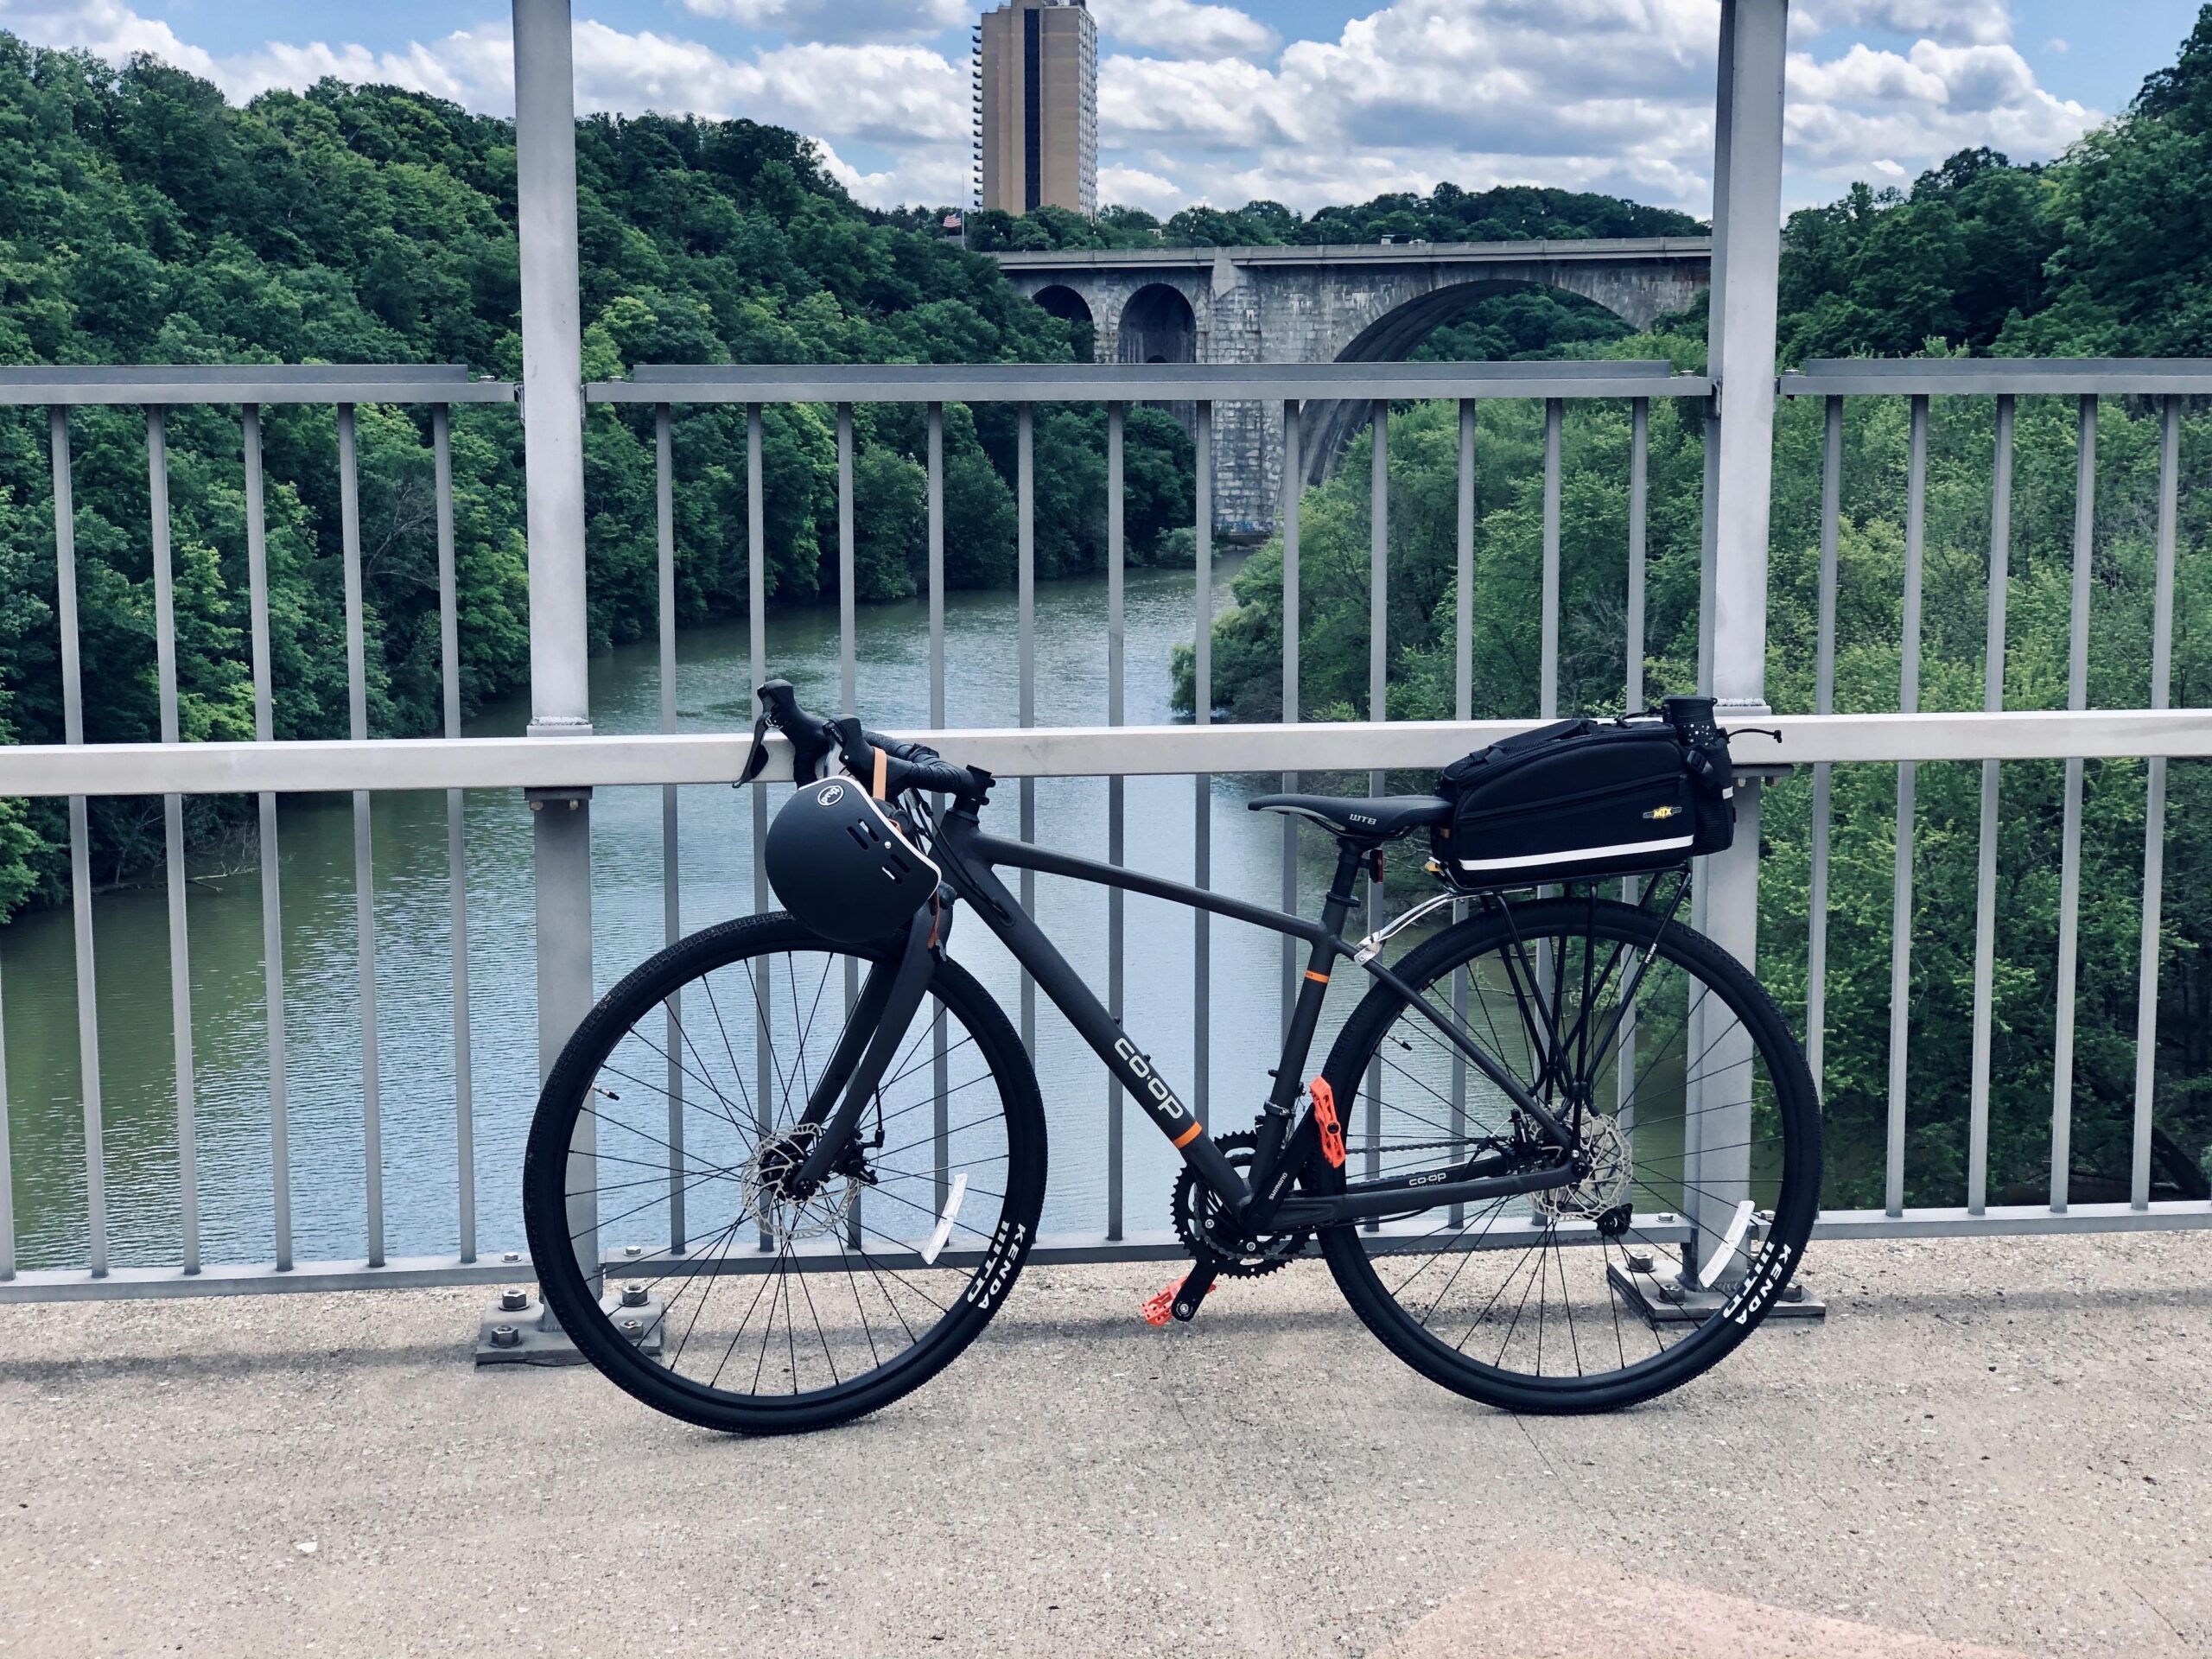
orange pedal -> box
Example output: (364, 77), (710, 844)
(1141, 1275), (1211, 1326)
(1310, 1077), (1346, 1169)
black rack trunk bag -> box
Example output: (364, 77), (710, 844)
(1430, 697), (1737, 891)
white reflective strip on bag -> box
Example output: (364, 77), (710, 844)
(1457, 832), (1695, 874)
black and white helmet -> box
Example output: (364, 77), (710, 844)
(765, 779), (941, 945)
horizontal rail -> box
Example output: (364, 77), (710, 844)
(588, 360), (1709, 405)
(8, 1198), (2204, 1302)
(1810, 1202), (2212, 1241)
(1783, 359), (2212, 397)
(1, 710), (2206, 799)
(988, 235), (1714, 271)
(0, 1231), (1192, 1302)
(0, 365), (514, 406)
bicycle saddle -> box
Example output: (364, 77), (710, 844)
(1249, 793), (1451, 842)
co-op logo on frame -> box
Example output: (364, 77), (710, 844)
(1113, 1035), (1187, 1122)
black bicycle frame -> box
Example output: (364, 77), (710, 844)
(915, 801), (1580, 1234)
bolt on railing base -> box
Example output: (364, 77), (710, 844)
(474, 1283), (666, 1366)
(1605, 1259), (1827, 1325)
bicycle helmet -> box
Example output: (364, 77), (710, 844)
(765, 779), (941, 945)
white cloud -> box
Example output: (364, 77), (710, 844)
(0, 0), (2106, 218)
(678, 0), (969, 46)
(1090, 0), (1276, 58)
(1096, 161), (1185, 213)
(1103, 0), (2095, 213)
(1796, 1), (2013, 48)
(0, 0), (219, 77)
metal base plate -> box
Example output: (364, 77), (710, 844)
(1606, 1261), (1826, 1325)
(474, 1289), (667, 1366)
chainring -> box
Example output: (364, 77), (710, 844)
(1173, 1130), (1312, 1277)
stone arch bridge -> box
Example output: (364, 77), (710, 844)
(995, 238), (1710, 537)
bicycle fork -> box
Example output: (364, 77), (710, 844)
(786, 900), (947, 1194)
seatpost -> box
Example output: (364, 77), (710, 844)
(1247, 839), (1374, 1218)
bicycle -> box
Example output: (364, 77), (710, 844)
(522, 680), (1820, 1433)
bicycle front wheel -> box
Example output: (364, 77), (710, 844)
(523, 912), (1046, 1434)
(1315, 892), (1819, 1414)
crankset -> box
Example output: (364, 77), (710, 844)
(1172, 1130), (1312, 1278)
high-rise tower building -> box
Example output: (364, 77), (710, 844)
(973, 0), (1096, 217)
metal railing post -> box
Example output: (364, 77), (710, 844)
(1685, 0), (1789, 1288)
(514, 0), (597, 1315)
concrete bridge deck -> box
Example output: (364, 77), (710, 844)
(2, 1232), (2205, 1657)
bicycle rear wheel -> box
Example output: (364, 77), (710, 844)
(523, 912), (1046, 1434)
(1315, 891), (1819, 1414)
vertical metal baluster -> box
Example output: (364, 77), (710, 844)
(244, 407), (292, 1270)
(1698, 399), (1719, 697)
(148, 407), (199, 1274)
(837, 403), (860, 1249)
(0, 944), (10, 1276)
(431, 405), (473, 1264)
(1967, 396), (2012, 1216)
(1192, 400), (1212, 1121)
(1541, 397), (1562, 720)
(928, 403), (950, 1223)
(2051, 395), (2095, 1213)
(1018, 403), (1037, 1058)
(2131, 397), (2178, 1211)
(1883, 395), (1928, 1218)
(53, 407), (105, 1277)
(837, 403), (858, 721)
(338, 404), (383, 1264)
(655, 404), (683, 1255)
(748, 404), (771, 1249)
(1280, 400), (1301, 1033)
(1616, 397), (1649, 1139)
(1808, 396), (1840, 1100)
(1535, 399), (1561, 1053)
(1450, 398), (1475, 1225)
(1106, 402), (1125, 1239)
(1364, 399), (1387, 1201)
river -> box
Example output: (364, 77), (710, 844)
(2, 554), (1409, 1269)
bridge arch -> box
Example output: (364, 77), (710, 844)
(1303, 276), (1647, 486)
(1028, 283), (1096, 359)
(1117, 283), (1196, 365)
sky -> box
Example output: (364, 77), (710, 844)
(1, 0), (2203, 219)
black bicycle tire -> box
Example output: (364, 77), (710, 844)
(1314, 895), (1821, 1415)
(522, 912), (1047, 1434)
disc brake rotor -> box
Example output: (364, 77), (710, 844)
(1531, 1113), (1633, 1222)
(739, 1123), (858, 1248)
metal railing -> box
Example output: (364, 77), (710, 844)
(0, 365), (516, 1295)
(0, 0), (2205, 1301)
(1780, 359), (2212, 1237)
(0, 355), (2206, 1301)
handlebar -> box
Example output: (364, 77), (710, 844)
(753, 679), (992, 804)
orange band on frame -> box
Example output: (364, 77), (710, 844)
(1171, 1121), (1205, 1150)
